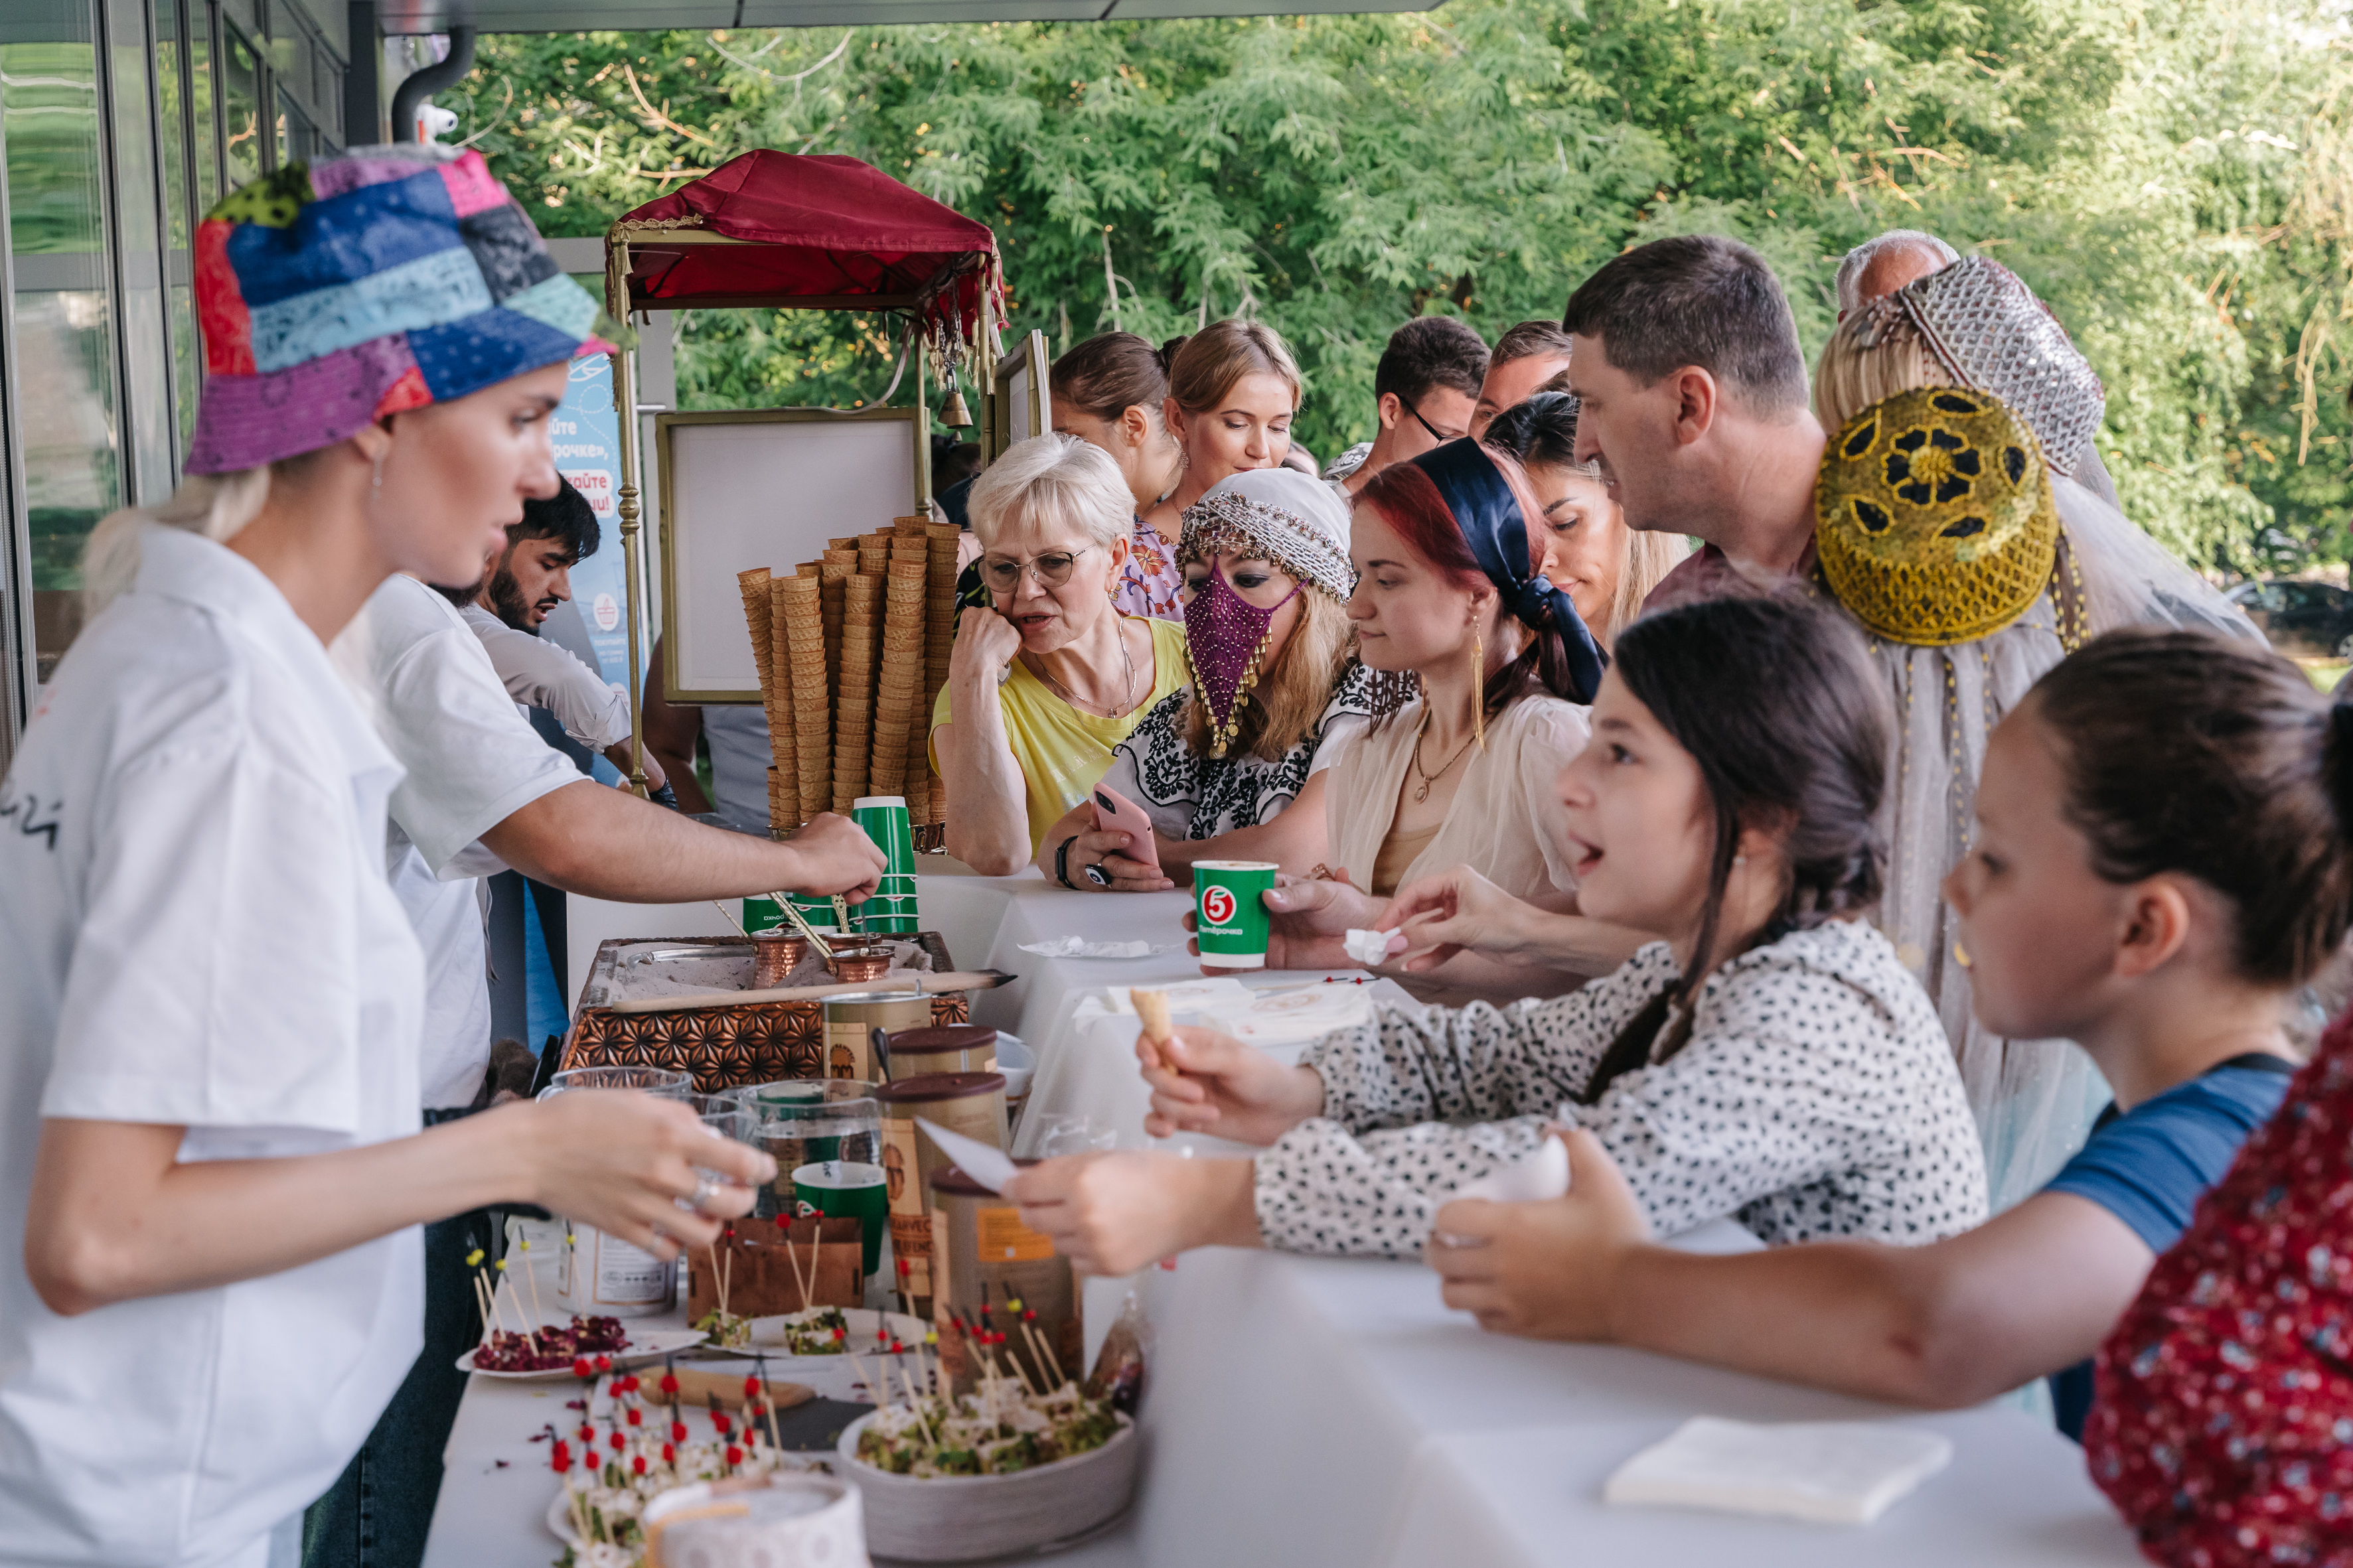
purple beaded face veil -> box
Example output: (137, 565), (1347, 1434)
(1176, 468), (1356, 759)
(1185, 563), (1302, 756)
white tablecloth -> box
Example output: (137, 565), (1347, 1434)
(1126, 1245), (2140, 1567)
(442, 873), (2143, 1565)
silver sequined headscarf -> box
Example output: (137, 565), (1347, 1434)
(1861, 256), (2105, 478)
(1177, 468), (1356, 601)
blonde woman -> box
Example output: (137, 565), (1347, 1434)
(1038, 468), (1387, 889)
(1162, 319), (1304, 512)
(1481, 391), (1683, 646)
(934, 435), (1189, 873)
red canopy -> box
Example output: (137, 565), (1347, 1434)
(604, 151), (1000, 339)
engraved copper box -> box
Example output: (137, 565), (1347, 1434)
(560, 932), (970, 1094)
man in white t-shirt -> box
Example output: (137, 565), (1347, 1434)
(313, 574), (880, 1568)
(449, 477), (670, 797)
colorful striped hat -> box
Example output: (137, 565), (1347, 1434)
(188, 143), (611, 474)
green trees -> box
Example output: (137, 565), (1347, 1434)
(451, 2), (2353, 571)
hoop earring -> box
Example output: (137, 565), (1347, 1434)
(1470, 630), (1485, 754)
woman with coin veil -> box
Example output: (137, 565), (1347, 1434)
(0, 146), (772, 1568)
(1231, 438), (1649, 1007)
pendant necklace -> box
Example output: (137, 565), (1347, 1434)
(1409, 714), (1478, 804)
(1029, 624), (1139, 719)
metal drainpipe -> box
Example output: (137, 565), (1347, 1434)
(390, 26), (477, 143)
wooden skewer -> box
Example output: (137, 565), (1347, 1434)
(711, 899), (749, 936)
(518, 1240), (553, 1346)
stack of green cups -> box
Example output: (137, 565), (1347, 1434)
(852, 795), (919, 936)
(743, 891), (840, 937)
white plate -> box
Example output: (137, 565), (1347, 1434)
(702, 1307), (928, 1358)
(546, 1488), (578, 1546)
(457, 1327), (708, 1381)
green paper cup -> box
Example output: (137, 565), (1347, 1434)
(852, 796), (919, 936)
(1193, 859), (1279, 969)
(793, 1159), (889, 1276)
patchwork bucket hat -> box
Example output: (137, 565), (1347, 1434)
(188, 143), (611, 474)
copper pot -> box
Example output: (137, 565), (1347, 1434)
(750, 931), (810, 989)
(827, 945), (893, 984)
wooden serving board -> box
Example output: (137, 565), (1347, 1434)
(658, 1364), (818, 1416)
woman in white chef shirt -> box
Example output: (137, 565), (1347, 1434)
(0, 146), (771, 1568)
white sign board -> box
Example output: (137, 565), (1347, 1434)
(658, 409), (919, 703)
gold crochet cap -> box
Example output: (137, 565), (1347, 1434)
(1814, 386), (2058, 647)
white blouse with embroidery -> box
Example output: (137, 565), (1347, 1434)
(1252, 918), (1989, 1257)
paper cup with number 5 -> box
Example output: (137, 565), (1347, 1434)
(1193, 859), (1278, 969)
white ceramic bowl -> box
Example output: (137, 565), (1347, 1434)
(835, 1409), (1136, 1562)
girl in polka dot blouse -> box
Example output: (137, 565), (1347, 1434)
(1005, 597), (1988, 1270)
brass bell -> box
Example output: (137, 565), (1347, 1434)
(940, 385), (974, 428)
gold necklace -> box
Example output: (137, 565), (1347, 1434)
(1026, 622), (1140, 718)
(1409, 716), (1478, 803)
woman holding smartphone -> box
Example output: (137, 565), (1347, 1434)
(0, 147), (769, 1568)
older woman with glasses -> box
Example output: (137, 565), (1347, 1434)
(933, 435), (1190, 874)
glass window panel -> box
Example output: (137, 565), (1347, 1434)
(278, 91), (317, 167)
(222, 23), (262, 183)
(189, 4), (217, 213)
(2, 13), (123, 681)
(107, 0), (173, 505)
(155, 0), (202, 453)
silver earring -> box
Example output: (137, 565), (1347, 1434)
(370, 453), (384, 492)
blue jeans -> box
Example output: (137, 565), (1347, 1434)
(303, 1208), (499, 1568)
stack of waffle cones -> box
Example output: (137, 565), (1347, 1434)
(739, 512), (961, 835)
(871, 543), (929, 809)
(835, 571), (881, 812)
(779, 573), (828, 820)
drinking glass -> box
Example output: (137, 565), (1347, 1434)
(729, 1079), (884, 1220)
(1033, 1114), (1119, 1157)
(545, 1065), (694, 1098)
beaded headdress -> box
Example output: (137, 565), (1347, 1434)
(1814, 386), (2060, 647)
(189, 144), (611, 474)
(1870, 257), (2104, 479)
(1178, 469), (1351, 756)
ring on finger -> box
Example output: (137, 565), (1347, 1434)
(680, 1173), (721, 1214)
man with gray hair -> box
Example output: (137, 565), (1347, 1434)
(1835, 229), (1959, 319)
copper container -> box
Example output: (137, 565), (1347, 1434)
(827, 945), (893, 983)
(750, 930), (809, 989)
(560, 934), (968, 1094)
(885, 1024), (998, 1078)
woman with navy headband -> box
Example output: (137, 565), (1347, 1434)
(0, 147), (770, 1568)
(1190, 437), (1648, 1006)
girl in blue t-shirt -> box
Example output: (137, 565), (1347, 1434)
(1424, 628), (2346, 1437)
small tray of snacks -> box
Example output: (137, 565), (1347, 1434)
(458, 1316), (707, 1382)
(700, 1305), (930, 1360)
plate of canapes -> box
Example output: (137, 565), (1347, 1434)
(696, 1305), (931, 1360)
(459, 1317), (708, 1381)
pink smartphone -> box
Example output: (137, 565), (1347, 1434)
(1091, 784), (1162, 872)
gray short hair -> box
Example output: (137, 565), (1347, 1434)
(1835, 230), (1960, 317)
(965, 433), (1134, 552)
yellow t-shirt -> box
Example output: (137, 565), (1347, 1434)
(930, 616), (1188, 855)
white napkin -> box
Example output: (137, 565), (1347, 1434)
(1342, 927), (1408, 966)
(1105, 977), (1254, 1014)
(1019, 936), (1185, 959)
(1196, 984), (1373, 1045)
(1604, 1416), (1953, 1525)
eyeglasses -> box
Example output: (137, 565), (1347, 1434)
(1403, 399), (1462, 443)
(980, 546), (1094, 593)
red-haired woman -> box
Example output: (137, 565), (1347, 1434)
(1241, 440), (1647, 1005)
